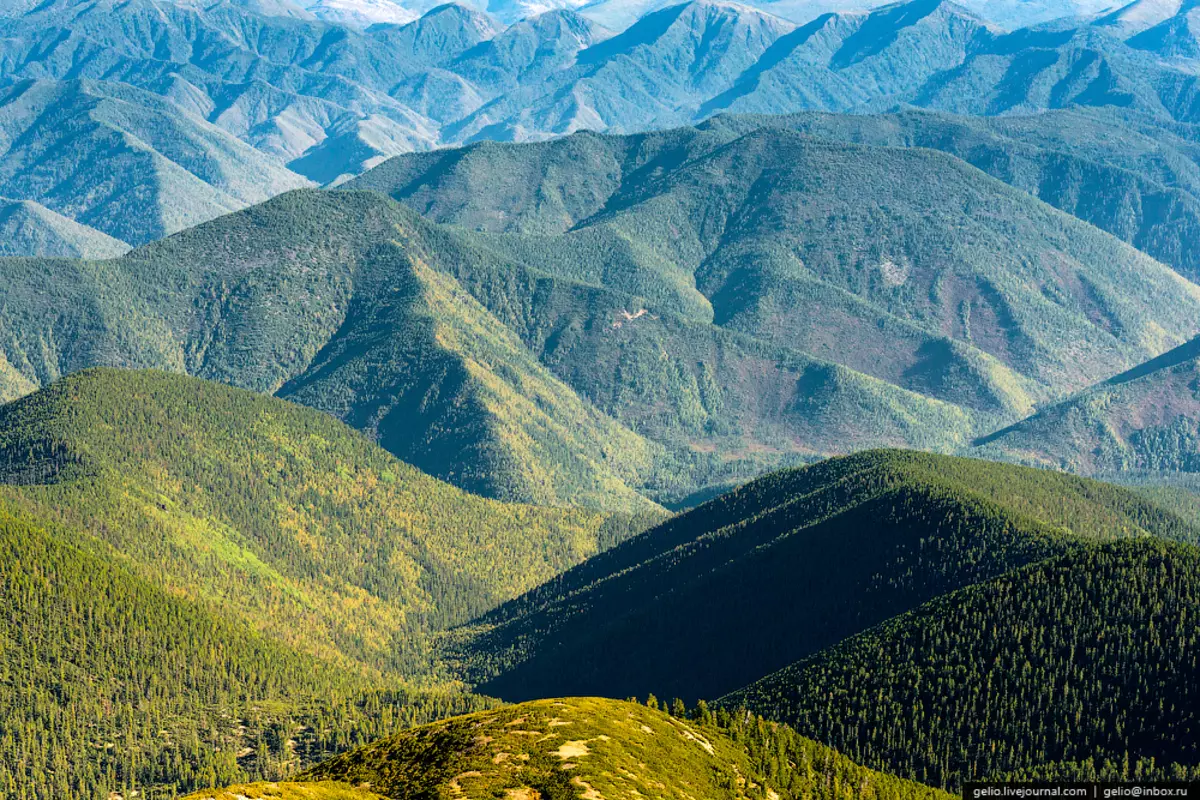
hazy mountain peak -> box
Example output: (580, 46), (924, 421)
(524, 4), (613, 32)
(402, 0), (501, 33)
(450, 6), (610, 78)
(1094, 0), (1189, 33)
(305, 0), (418, 26)
(1124, 0), (1200, 55)
(367, 2), (501, 60)
(482, 6), (610, 50)
(829, 0), (993, 68)
(0, 197), (131, 258)
(578, 0), (793, 68)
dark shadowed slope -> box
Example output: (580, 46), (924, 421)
(726, 538), (1200, 788)
(447, 450), (1198, 703)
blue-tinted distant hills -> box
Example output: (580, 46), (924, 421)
(8, 0), (1200, 253)
(1, 0), (1199, 269)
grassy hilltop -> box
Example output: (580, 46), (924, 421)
(188, 698), (953, 800)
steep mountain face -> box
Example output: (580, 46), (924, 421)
(0, 0), (451, 186)
(447, 0), (796, 142)
(975, 335), (1200, 474)
(0, 198), (129, 258)
(291, 698), (952, 800)
(910, 26), (1162, 117)
(0, 79), (312, 245)
(391, 9), (612, 126)
(447, 450), (1198, 703)
(705, 0), (997, 117)
(1092, 0), (1192, 36)
(350, 124), (1200, 420)
(1124, 0), (1200, 55)
(450, 10), (614, 95)
(696, 0), (1200, 125)
(576, 0), (1116, 30)
(725, 538), (1200, 788)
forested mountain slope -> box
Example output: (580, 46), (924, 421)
(975, 335), (1200, 474)
(350, 124), (1200, 416)
(726, 538), (1200, 788)
(711, 108), (1200, 285)
(8, 117), (1200, 503)
(446, 450), (1198, 703)
(10, 118), (1200, 503)
(0, 368), (647, 675)
(0, 79), (313, 245)
(0, 191), (682, 510)
(0, 500), (495, 800)
(0, 186), (1012, 508)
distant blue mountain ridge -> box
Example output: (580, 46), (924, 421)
(0, 0), (1195, 251)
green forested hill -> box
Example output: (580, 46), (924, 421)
(0, 186), (999, 509)
(714, 108), (1200, 285)
(0, 501), (494, 800)
(725, 538), (1200, 788)
(446, 450), (1198, 703)
(0, 368), (647, 675)
(0, 190), (675, 511)
(4, 117), (1200, 507)
(4, 121), (1200, 509)
(272, 237), (668, 513)
(0, 367), (691, 797)
(349, 123), (1200, 417)
(207, 697), (948, 800)
(975, 335), (1200, 475)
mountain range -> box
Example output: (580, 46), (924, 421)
(11, 0), (1200, 796)
(10, 115), (1200, 508)
(124, 0), (1122, 30)
(10, 0), (1200, 253)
